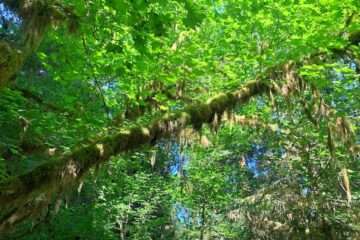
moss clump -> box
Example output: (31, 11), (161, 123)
(186, 103), (212, 130)
(208, 93), (231, 115)
(112, 130), (131, 152)
(127, 127), (152, 148)
(72, 144), (104, 170)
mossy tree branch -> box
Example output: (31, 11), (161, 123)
(0, 80), (269, 232)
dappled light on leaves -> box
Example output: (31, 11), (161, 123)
(0, 0), (359, 239)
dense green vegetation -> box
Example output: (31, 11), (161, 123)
(0, 0), (359, 239)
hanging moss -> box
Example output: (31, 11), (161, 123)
(99, 136), (117, 158)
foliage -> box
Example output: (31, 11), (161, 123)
(0, 0), (359, 239)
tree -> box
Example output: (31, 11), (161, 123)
(0, 0), (359, 238)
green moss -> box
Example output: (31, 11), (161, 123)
(0, 41), (22, 87)
(112, 130), (131, 152)
(208, 93), (230, 114)
(127, 127), (152, 148)
(186, 103), (212, 130)
(72, 145), (101, 169)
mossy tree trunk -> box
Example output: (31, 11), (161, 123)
(0, 0), (75, 87)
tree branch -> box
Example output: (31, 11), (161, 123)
(0, 80), (269, 232)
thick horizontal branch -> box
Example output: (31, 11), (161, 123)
(0, 80), (269, 232)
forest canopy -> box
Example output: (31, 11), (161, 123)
(0, 0), (359, 239)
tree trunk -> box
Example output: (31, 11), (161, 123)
(0, 0), (75, 87)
